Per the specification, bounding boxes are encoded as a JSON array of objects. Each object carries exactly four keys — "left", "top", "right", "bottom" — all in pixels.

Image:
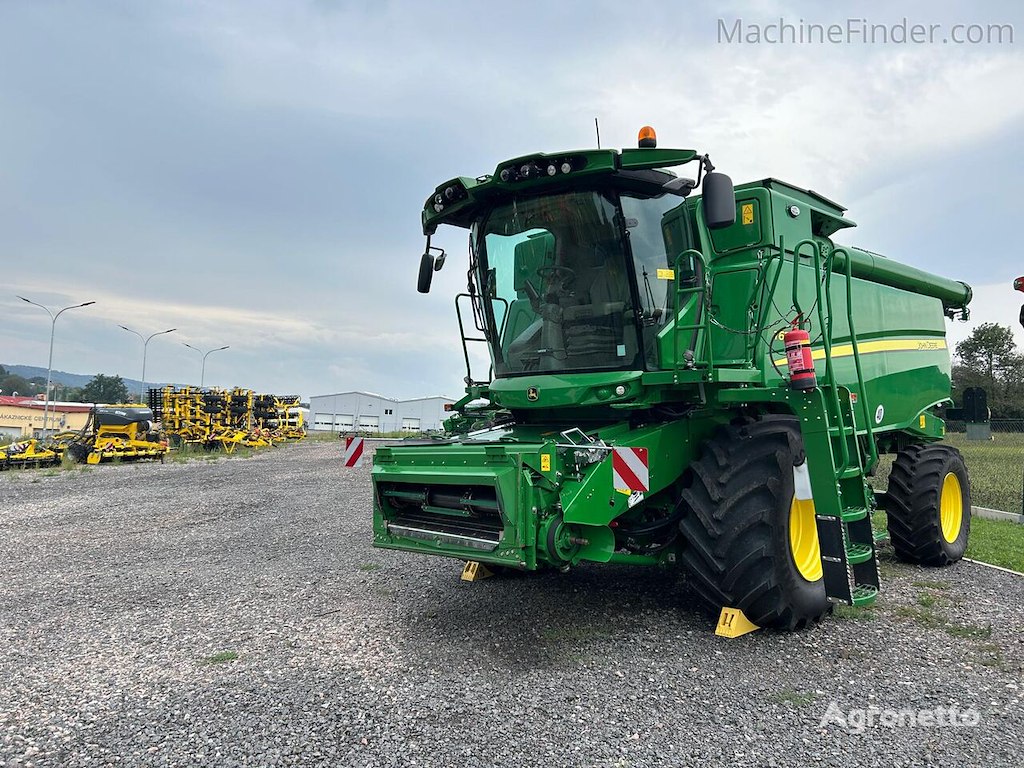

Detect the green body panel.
[{"left": 375, "top": 142, "right": 971, "bottom": 603}]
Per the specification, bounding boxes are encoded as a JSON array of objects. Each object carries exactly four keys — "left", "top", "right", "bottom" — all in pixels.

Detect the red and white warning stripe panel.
[
  {"left": 343, "top": 436, "right": 365, "bottom": 467},
  {"left": 612, "top": 446, "right": 649, "bottom": 492}
]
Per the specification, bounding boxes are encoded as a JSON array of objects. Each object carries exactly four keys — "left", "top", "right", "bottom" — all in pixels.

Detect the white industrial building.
[{"left": 308, "top": 391, "right": 455, "bottom": 434}]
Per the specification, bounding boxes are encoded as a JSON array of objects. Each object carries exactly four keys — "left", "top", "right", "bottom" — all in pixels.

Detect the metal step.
[
  {"left": 840, "top": 505, "right": 869, "bottom": 522},
  {"left": 845, "top": 542, "right": 874, "bottom": 564},
  {"left": 850, "top": 584, "right": 878, "bottom": 607}
]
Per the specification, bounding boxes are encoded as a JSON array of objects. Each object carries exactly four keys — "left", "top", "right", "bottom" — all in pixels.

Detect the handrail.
[
  {"left": 672, "top": 248, "right": 713, "bottom": 378},
  {"left": 753, "top": 238, "right": 786, "bottom": 364},
  {"left": 792, "top": 237, "right": 851, "bottom": 473},
  {"left": 455, "top": 294, "right": 508, "bottom": 387},
  {"left": 834, "top": 246, "right": 879, "bottom": 471},
  {"left": 740, "top": 245, "right": 782, "bottom": 362}
]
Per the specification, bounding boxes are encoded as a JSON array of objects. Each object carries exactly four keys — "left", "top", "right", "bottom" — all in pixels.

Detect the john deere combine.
[{"left": 371, "top": 128, "right": 972, "bottom": 630}]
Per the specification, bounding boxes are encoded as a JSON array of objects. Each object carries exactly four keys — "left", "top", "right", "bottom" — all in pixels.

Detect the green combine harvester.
[{"left": 371, "top": 127, "right": 973, "bottom": 631}]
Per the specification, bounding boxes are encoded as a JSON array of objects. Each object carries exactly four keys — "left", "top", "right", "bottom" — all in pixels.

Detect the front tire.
[
  {"left": 885, "top": 444, "right": 970, "bottom": 566},
  {"left": 679, "top": 416, "right": 830, "bottom": 631}
]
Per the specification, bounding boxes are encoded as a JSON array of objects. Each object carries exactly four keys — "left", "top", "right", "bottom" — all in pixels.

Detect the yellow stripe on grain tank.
[{"left": 773, "top": 338, "right": 947, "bottom": 367}]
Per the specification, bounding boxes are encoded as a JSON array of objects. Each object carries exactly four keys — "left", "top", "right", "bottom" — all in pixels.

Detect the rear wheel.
[
  {"left": 679, "top": 416, "right": 830, "bottom": 630},
  {"left": 66, "top": 443, "right": 89, "bottom": 464},
  {"left": 885, "top": 444, "right": 970, "bottom": 566}
]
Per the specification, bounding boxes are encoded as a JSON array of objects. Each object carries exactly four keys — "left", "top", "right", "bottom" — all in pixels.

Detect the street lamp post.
[
  {"left": 17, "top": 296, "right": 96, "bottom": 437},
  {"left": 183, "top": 344, "right": 230, "bottom": 387},
  {"left": 119, "top": 326, "right": 176, "bottom": 403}
]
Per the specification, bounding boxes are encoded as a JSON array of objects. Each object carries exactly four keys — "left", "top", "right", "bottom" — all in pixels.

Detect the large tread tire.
[
  {"left": 678, "top": 415, "right": 830, "bottom": 631},
  {"left": 885, "top": 444, "right": 970, "bottom": 566}
]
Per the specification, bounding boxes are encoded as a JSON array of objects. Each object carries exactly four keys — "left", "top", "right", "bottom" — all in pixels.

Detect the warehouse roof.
[
  {"left": 0, "top": 396, "right": 94, "bottom": 413},
  {"left": 311, "top": 391, "right": 455, "bottom": 403}
]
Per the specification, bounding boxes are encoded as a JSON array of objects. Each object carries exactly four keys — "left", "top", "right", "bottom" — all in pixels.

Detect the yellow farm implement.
[{"left": 149, "top": 387, "right": 305, "bottom": 452}]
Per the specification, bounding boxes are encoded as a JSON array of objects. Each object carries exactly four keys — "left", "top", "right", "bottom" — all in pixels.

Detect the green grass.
[
  {"left": 201, "top": 650, "right": 239, "bottom": 664},
  {"left": 911, "top": 578, "right": 950, "bottom": 590},
  {"left": 895, "top": 604, "right": 947, "bottom": 629},
  {"left": 169, "top": 443, "right": 260, "bottom": 464},
  {"left": 871, "top": 432, "right": 1024, "bottom": 515},
  {"left": 833, "top": 604, "right": 876, "bottom": 621},
  {"left": 945, "top": 623, "right": 993, "bottom": 639},
  {"left": 895, "top": 599, "right": 994, "bottom": 640},
  {"left": 306, "top": 430, "right": 426, "bottom": 442},
  {"left": 357, "top": 563, "right": 381, "bottom": 572},
  {"left": 870, "top": 509, "right": 887, "bottom": 533},
  {"left": 876, "top": 557, "right": 901, "bottom": 579},
  {"left": 965, "top": 516, "right": 1024, "bottom": 572},
  {"left": 772, "top": 688, "right": 818, "bottom": 707}
]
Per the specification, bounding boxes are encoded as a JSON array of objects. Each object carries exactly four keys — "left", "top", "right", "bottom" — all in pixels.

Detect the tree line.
[
  {"left": 0, "top": 366, "right": 130, "bottom": 404},
  {"left": 950, "top": 323, "right": 1024, "bottom": 419}
]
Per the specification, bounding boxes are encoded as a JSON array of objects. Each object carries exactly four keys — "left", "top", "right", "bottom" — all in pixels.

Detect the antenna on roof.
[{"left": 594, "top": 117, "right": 601, "bottom": 149}]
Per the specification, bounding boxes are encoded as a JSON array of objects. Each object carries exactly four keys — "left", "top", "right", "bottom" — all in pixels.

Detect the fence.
[{"left": 872, "top": 420, "right": 1024, "bottom": 515}]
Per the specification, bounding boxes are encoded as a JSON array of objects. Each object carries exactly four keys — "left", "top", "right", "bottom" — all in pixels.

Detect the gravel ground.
[{"left": 1, "top": 440, "right": 1022, "bottom": 767}]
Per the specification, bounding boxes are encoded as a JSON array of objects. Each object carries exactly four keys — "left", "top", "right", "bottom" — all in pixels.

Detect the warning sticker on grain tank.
[{"left": 742, "top": 203, "right": 754, "bottom": 225}]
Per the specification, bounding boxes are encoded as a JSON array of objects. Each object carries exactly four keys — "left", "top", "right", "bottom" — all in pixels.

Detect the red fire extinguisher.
[{"left": 784, "top": 325, "right": 817, "bottom": 391}]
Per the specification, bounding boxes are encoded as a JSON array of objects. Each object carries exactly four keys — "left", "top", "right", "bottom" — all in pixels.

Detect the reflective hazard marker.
[
  {"left": 612, "top": 447, "right": 649, "bottom": 492},
  {"left": 343, "top": 436, "right": 365, "bottom": 467}
]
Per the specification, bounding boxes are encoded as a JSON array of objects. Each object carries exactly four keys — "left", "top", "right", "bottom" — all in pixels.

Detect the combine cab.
[{"left": 372, "top": 127, "right": 973, "bottom": 631}]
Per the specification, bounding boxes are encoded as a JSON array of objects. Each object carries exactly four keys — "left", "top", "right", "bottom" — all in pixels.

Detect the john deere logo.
[{"left": 527, "top": 387, "right": 539, "bottom": 402}]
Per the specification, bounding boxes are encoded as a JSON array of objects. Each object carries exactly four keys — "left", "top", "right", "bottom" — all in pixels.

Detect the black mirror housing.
[
  {"left": 417, "top": 252, "right": 435, "bottom": 293},
  {"left": 703, "top": 172, "right": 736, "bottom": 229}
]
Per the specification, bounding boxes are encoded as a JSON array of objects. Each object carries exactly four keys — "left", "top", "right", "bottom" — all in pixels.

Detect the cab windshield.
[{"left": 476, "top": 186, "right": 689, "bottom": 376}]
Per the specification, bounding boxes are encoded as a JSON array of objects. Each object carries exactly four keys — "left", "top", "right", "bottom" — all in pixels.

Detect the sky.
[{"left": 1, "top": 0, "right": 1022, "bottom": 400}]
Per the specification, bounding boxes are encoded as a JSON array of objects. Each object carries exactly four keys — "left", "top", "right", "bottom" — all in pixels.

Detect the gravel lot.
[{"left": 2, "top": 439, "right": 1022, "bottom": 767}]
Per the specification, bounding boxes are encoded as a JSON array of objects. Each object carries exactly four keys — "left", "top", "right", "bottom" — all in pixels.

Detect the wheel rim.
[
  {"left": 940, "top": 472, "right": 964, "bottom": 543},
  {"left": 789, "top": 496, "right": 823, "bottom": 582}
]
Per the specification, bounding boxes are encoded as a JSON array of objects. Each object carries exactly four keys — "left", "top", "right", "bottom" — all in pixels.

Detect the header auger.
[{"left": 372, "top": 127, "right": 972, "bottom": 632}]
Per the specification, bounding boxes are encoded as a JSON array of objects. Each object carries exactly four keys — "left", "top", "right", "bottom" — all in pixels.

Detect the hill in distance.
[{"left": 1, "top": 363, "right": 167, "bottom": 395}]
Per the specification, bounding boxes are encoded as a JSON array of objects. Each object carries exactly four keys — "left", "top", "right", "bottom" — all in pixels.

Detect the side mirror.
[
  {"left": 702, "top": 172, "right": 736, "bottom": 229},
  {"left": 417, "top": 252, "right": 435, "bottom": 293}
]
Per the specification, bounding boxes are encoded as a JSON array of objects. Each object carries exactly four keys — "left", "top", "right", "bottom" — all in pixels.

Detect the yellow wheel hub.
[
  {"left": 789, "top": 496, "right": 823, "bottom": 582},
  {"left": 940, "top": 472, "right": 964, "bottom": 544}
]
